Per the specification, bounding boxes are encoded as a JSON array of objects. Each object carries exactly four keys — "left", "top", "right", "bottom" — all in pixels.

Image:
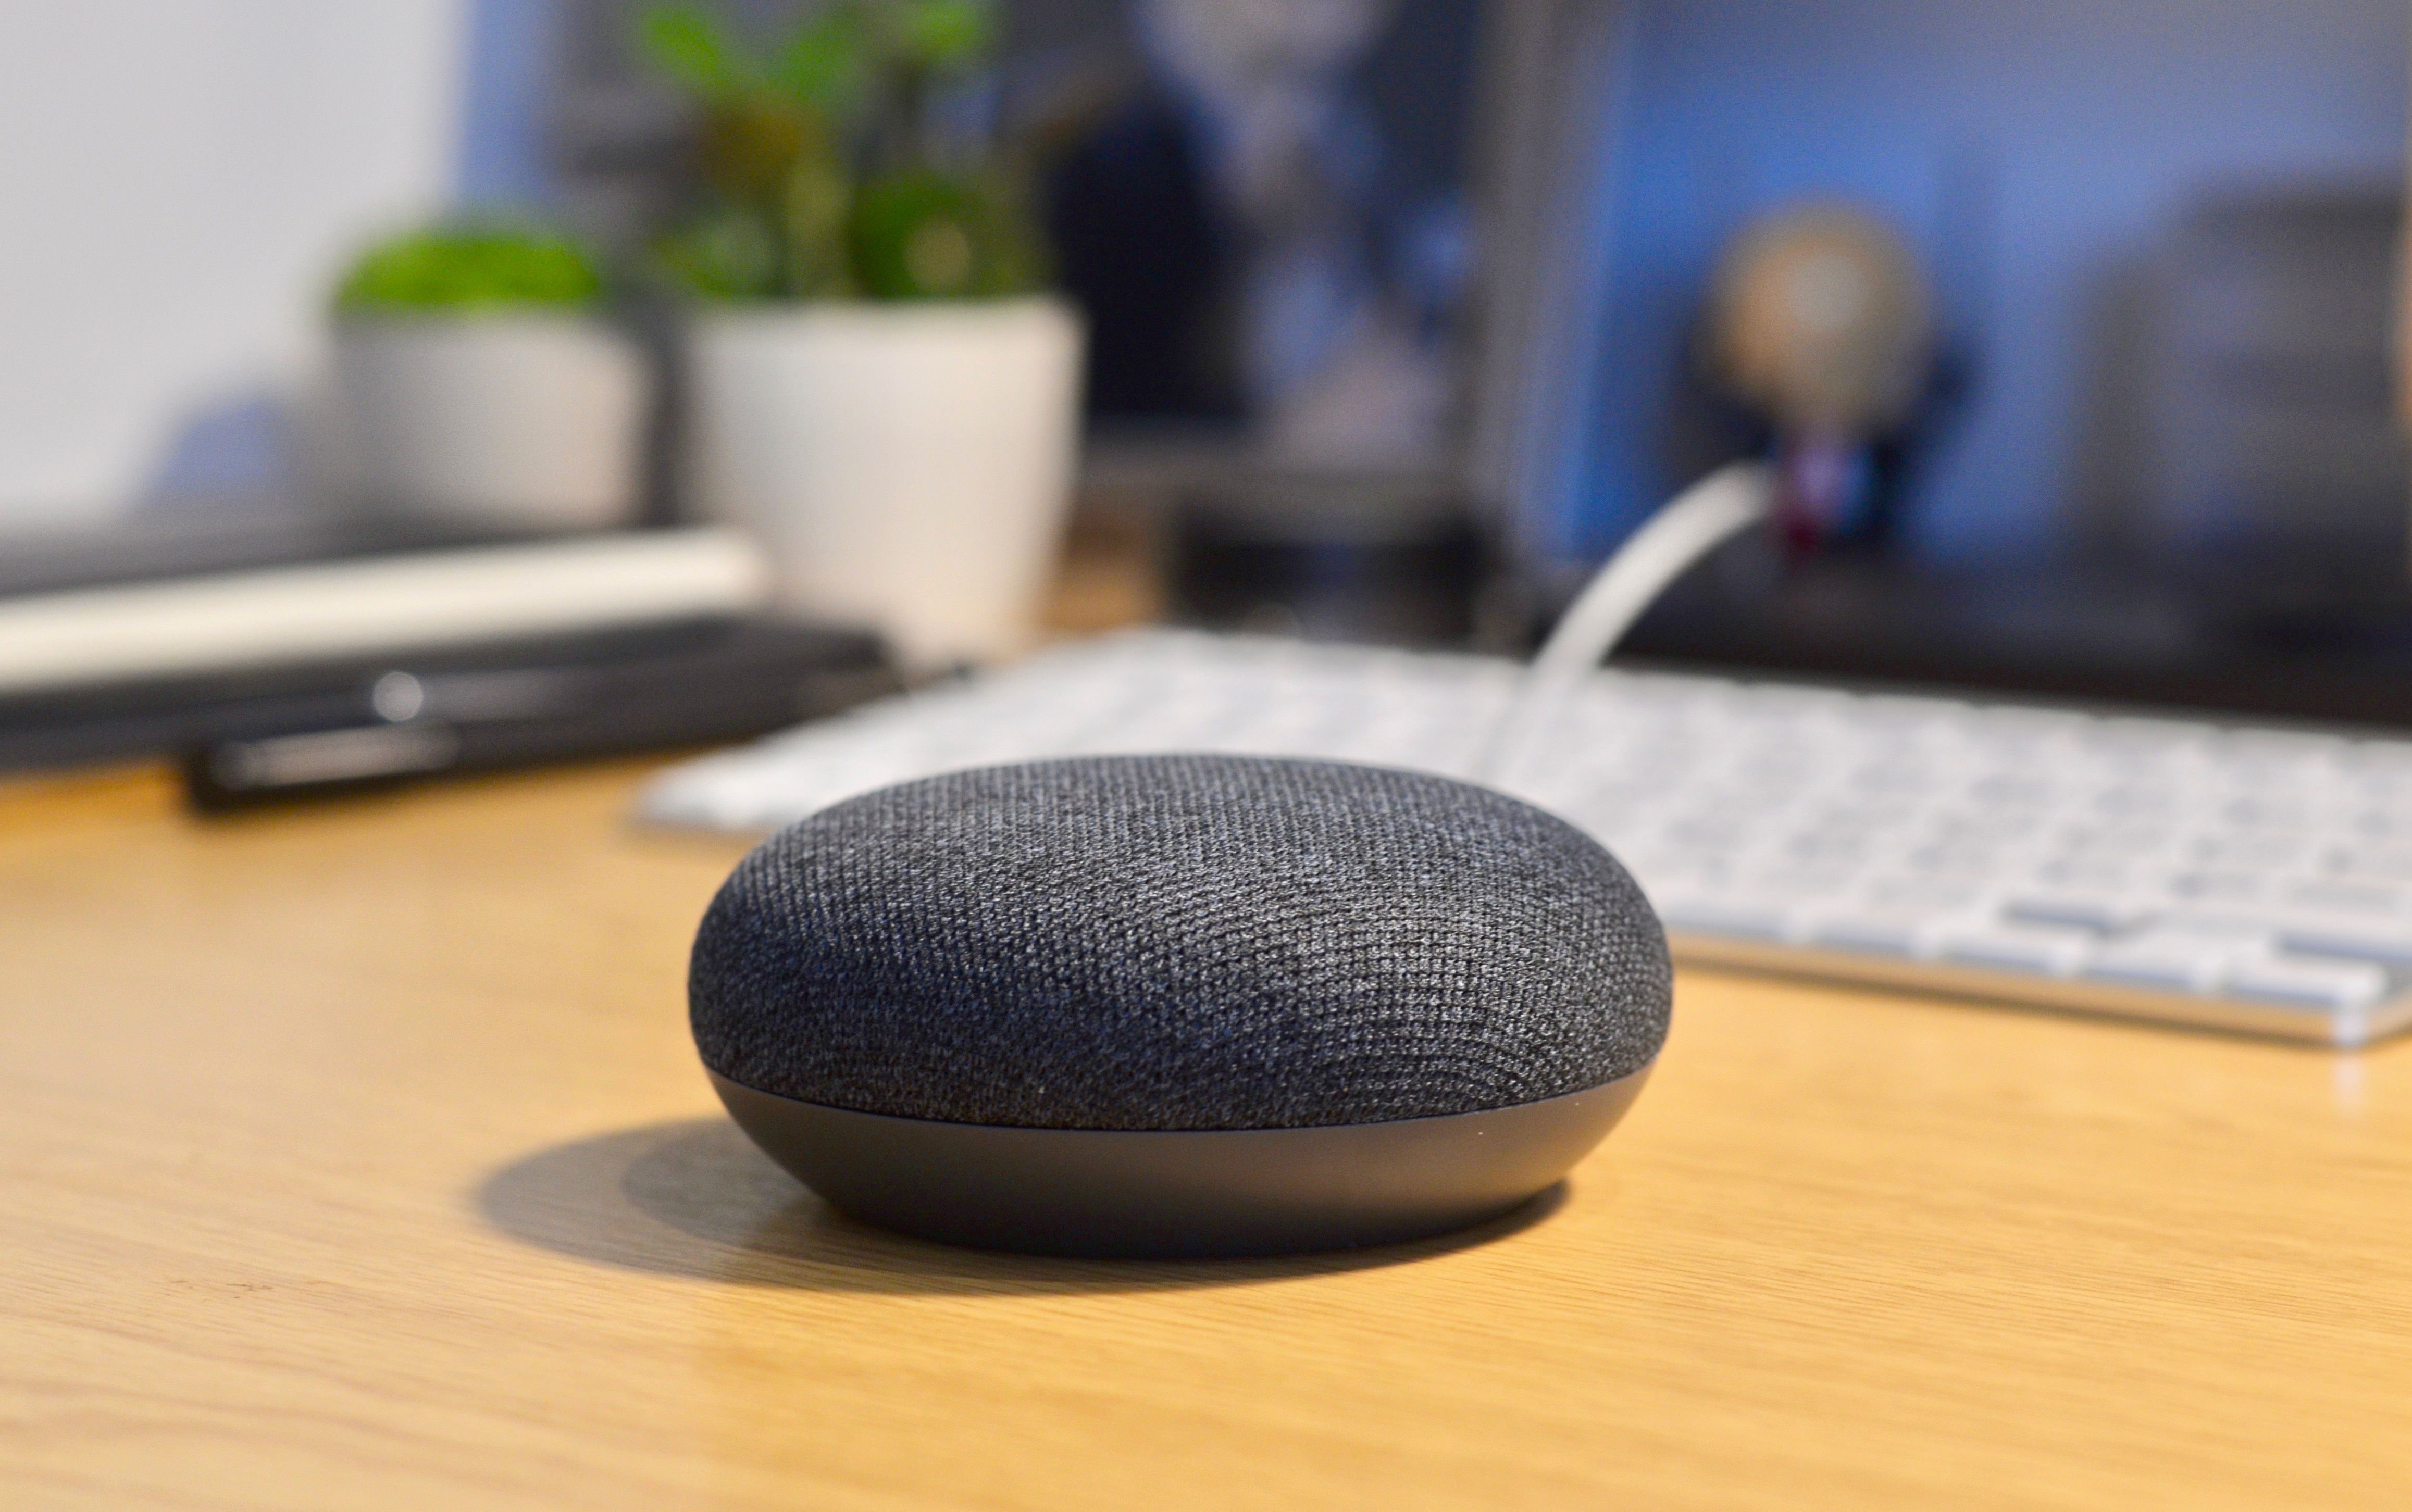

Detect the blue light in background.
[
  {"left": 1565, "top": 0, "right": 2405, "bottom": 566},
  {"left": 454, "top": 0, "right": 561, "bottom": 211}
]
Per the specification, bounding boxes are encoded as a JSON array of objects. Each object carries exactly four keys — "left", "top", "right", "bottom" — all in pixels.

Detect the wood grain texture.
[{"left": 4, "top": 759, "right": 2411, "bottom": 1510}]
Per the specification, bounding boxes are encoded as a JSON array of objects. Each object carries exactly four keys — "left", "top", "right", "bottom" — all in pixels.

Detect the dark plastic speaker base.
[{"left": 708, "top": 1066, "right": 1653, "bottom": 1258}]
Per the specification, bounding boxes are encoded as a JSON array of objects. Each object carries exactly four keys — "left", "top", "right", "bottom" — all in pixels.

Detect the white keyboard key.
[
  {"left": 2341, "top": 810, "right": 2412, "bottom": 841},
  {"left": 1969, "top": 773, "right": 2063, "bottom": 807},
  {"left": 1858, "top": 877, "right": 1991, "bottom": 912},
  {"left": 1808, "top": 908, "right": 1976, "bottom": 960},
  {"left": 1938, "top": 923, "right": 2093, "bottom": 977},
  {"left": 2084, "top": 931, "right": 2254, "bottom": 994},
  {"left": 2162, "top": 870, "right": 2274, "bottom": 906},
  {"left": 1900, "top": 844, "right": 2014, "bottom": 880},
  {"left": 2220, "top": 796, "right": 2314, "bottom": 830},
  {"left": 2221, "top": 957, "right": 2387, "bottom": 1013},
  {"left": 2285, "top": 878, "right": 2406, "bottom": 916},
  {"left": 2087, "top": 786, "right": 2183, "bottom": 819},
  {"left": 2191, "top": 833, "right": 2308, "bottom": 868},
  {"left": 2056, "top": 822, "right": 2180, "bottom": 857},
  {"left": 1655, "top": 893, "right": 1810, "bottom": 943},
  {"left": 2273, "top": 919, "right": 2412, "bottom": 968},
  {"left": 2322, "top": 849, "right": 2412, "bottom": 885},
  {"left": 2031, "top": 857, "right": 2130, "bottom": 894},
  {"left": 2004, "top": 893, "right": 2153, "bottom": 931}
]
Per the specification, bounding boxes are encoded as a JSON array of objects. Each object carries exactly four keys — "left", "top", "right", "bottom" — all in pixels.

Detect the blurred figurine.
[{"left": 1707, "top": 206, "right": 1937, "bottom": 553}]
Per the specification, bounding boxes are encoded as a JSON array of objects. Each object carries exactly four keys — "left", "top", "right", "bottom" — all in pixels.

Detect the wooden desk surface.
[{"left": 5, "top": 759, "right": 2411, "bottom": 1511}]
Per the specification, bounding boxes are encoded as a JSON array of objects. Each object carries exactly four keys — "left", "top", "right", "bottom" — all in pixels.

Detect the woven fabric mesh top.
[{"left": 690, "top": 755, "right": 1671, "bottom": 1131}]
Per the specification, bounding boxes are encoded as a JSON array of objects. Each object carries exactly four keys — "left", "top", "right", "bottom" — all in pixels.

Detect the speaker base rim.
[{"left": 707, "top": 1066, "right": 1653, "bottom": 1259}]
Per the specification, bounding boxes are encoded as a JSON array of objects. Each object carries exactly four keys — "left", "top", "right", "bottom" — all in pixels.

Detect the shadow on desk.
[{"left": 476, "top": 1118, "right": 1564, "bottom": 1296}]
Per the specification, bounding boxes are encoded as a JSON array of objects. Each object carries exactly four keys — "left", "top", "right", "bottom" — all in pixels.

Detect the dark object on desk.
[
  {"left": 1168, "top": 474, "right": 1485, "bottom": 647},
  {"left": 1619, "top": 535, "right": 2412, "bottom": 731},
  {"left": 0, "top": 510, "right": 847, "bottom": 797},
  {"left": 169, "top": 619, "right": 897, "bottom": 812},
  {"left": 688, "top": 754, "right": 1666, "bottom": 1257}
]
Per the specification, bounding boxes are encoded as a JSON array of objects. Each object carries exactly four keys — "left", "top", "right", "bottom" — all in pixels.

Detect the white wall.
[{"left": 0, "top": 2, "right": 466, "bottom": 527}]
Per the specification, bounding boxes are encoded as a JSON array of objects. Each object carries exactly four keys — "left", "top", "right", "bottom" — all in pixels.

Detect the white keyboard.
[{"left": 642, "top": 630, "right": 2412, "bottom": 1047}]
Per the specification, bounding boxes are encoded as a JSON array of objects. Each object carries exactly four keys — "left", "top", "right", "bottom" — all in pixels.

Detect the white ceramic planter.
[
  {"left": 331, "top": 313, "right": 647, "bottom": 531},
  {"left": 684, "top": 297, "right": 1085, "bottom": 667}
]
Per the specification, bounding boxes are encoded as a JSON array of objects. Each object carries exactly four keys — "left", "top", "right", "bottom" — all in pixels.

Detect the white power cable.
[{"left": 1476, "top": 462, "right": 1774, "bottom": 784}]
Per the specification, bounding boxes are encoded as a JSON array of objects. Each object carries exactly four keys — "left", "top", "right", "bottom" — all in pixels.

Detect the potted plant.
[
  {"left": 329, "top": 223, "right": 647, "bottom": 531},
  {"left": 641, "top": 2, "right": 1083, "bottom": 667}
]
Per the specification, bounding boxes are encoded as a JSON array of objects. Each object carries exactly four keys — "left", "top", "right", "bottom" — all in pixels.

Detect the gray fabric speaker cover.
[{"left": 689, "top": 755, "right": 1670, "bottom": 1132}]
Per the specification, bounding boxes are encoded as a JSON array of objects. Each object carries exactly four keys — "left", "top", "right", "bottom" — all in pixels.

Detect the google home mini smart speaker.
[{"left": 689, "top": 755, "right": 1670, "bottom": 1257}]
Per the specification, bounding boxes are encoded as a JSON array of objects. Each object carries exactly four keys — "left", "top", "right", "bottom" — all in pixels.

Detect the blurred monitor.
[
  {"left": 1479, "top": 0, "right": 2412, "bottom": 728},
  {"left": 953, "top": 0, "right": 2412, "bottom": 730},
  {"left": 1553, "top": 0, "right": 2407, "bottom": 563}
]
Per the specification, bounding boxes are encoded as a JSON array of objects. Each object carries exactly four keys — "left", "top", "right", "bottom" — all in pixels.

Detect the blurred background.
[{"left": 4, "top": 0, "right": 2410, "bottom": 797}]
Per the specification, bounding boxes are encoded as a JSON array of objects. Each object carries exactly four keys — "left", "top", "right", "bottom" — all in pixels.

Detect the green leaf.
[
  {"left": 782, "top": 158, "right": 858, "bottom": 298},
  {"left": 652, "top": 207, "right": 780, "bottom": 301},
  {"left": 849, "top": 168, "right": 1042, "bottom": 300},
  {"left": 334, "top": 224, "right": 606, "bottom": 313},
  {"left": 895, "top": 0, "right": 992, "bottom": 71},
  {"left": 697, "top": 98, "right": 812, "bottom": 206},
  {"left": 638, "top": 6, "right": 751, "bottom": 99},
  {"left": 769, "top": 8, "right": 867, "bottom": 108}
]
